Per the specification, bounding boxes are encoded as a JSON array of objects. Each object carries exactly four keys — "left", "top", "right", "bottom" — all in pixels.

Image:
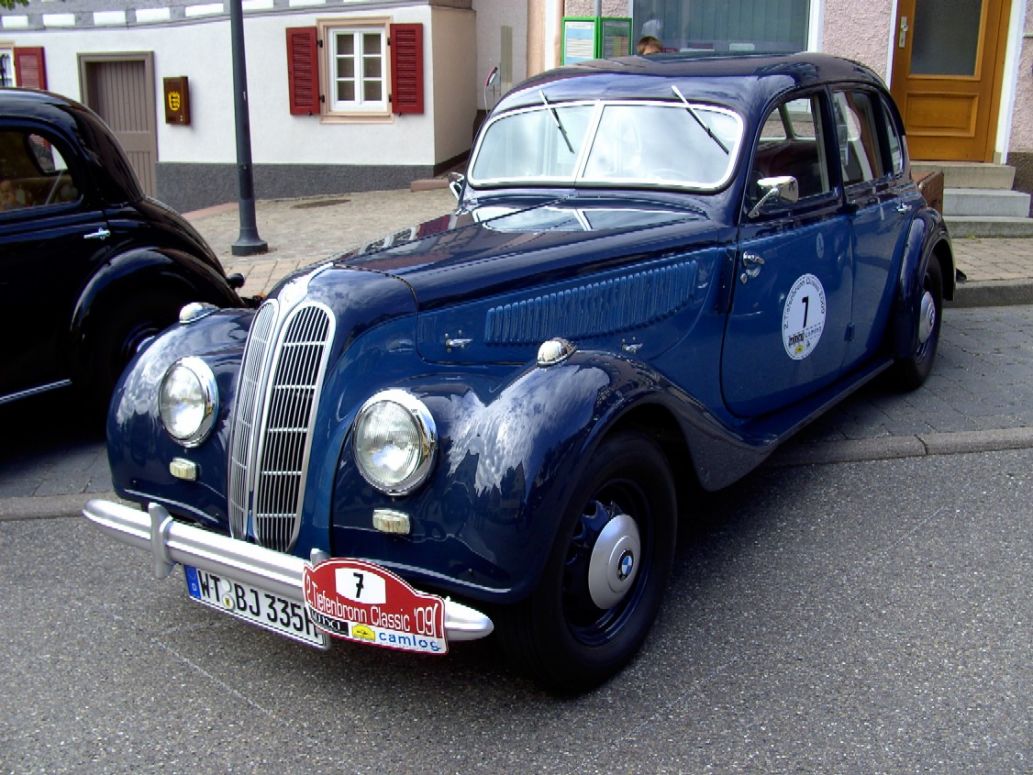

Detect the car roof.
[{"left": 495, "top": 52, "right": 887, "bottom": 117}]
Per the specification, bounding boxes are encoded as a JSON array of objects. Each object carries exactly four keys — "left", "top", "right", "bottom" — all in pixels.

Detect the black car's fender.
[{"left": 69, "top": 245, "right": 242, "bottom": 374}]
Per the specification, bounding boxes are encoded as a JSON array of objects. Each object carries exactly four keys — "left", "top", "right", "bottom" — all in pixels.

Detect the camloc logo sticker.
[
  {"left": 303, "top": 559, "right": 448, "bottom": 655},
  {"left": 782, "top": 273, "right": 827, "bottom": 360}
]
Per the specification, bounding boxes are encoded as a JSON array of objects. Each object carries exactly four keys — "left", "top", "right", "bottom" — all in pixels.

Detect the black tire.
[
  {"left": 892, "top": 258, "right": 943, "bottom": 390},
  {"left": 82, "top": 288, "right": 188, "bottom": 415},
  {"left": 497, "top": 431, "right": 677, "bottom": 693}
]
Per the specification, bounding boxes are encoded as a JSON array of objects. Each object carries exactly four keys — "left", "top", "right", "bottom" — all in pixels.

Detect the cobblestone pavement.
[{"left": 186, "top": 188, "right": 456, "bottom": 298}]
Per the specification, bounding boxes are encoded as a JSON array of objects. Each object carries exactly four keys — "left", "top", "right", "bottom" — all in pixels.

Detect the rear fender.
[{"left": 889, "top": 207, "right": 954, "bottom": 360}]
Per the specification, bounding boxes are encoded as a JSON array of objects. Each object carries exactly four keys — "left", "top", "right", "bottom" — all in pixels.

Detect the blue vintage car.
[{"left": 85, "top": 53, "right": 954, "bottom": 691}]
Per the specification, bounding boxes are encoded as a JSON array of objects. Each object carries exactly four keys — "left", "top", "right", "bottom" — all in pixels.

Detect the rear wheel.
[
  {"left": 892, "top": 258, "right": 943, "bottom": 390},
  {"left": 498, "top": 431, "right": 677, "bottom": 693}
]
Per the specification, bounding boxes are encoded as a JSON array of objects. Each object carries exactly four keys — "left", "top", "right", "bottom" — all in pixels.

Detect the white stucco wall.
[
  {"left": 2, "top": 4, "right": 476, "bottom": 167},
  {"left": 472, "top": 0, "right": 528, "bottom": 109},
  {"left": 821, "top": 0, "right": 894, "bottom": 80},
  {"left": 432, "top": 5, "right": 478, "bottom": 157},
  {"left": 1007, "top": 0, "right": 1033, "bottom": 153}
]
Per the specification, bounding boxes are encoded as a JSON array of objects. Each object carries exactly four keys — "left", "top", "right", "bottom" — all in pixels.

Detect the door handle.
[
  {"left": 898, "top": 16, "right": 909, "bottom": 48},
  {"left": 84, "top": 228, "right": 110, "bottom": 241},
  {"left": 740, "top": 252, "right": 765, "bottom": 284}
]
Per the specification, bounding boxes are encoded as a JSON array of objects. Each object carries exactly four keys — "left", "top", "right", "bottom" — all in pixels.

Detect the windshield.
[{"left": 469, "top": 99, "right": 744, "bottom": 191}]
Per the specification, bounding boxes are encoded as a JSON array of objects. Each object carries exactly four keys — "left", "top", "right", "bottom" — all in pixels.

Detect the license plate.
[
  {"left": 303, "top": 559, "right": 447, "bottom": 655},
  {"left": 184, "top": 566, "right": 328, "bottom": 649}
]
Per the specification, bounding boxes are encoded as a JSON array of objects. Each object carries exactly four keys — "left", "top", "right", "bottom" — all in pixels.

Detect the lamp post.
[{"left": 229, "top": 0, "right": 267, "bottom": 256}]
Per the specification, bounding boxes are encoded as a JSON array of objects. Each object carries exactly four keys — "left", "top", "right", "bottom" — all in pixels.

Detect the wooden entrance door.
[
  {"left": 889, "top": 0, "right": 1011, "bottom": 161},
  {"left": 78, "top": 53, "right": 157, "bottom": 195}
]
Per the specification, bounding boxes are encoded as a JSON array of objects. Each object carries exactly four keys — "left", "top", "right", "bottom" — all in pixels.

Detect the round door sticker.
[{"left": 782, "top": 274, "right": 827, "bottom": 360}]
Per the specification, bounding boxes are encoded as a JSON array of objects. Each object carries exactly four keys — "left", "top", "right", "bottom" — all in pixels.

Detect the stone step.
[
  {"left": 912, "top": 161, "right": 1015, "bottom": 190},
  {"left": 945, "top": 188, "right": 1032, "bottom": 218},
  {"left": 944, "top": 216, "right": 1033, "bottom": 238}
]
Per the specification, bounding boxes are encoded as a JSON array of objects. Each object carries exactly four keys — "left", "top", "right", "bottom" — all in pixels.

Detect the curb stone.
[{"left": 772, "top": 426, "right": 1033, "bottom": 468}]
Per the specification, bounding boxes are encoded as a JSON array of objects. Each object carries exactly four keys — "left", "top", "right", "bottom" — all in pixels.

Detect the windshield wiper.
[
  {"left": 539, "top": 90, "right": 576, "bottom": 155},
  {"left": 672, "top": 85, "right": 729, "bottom": 155}
]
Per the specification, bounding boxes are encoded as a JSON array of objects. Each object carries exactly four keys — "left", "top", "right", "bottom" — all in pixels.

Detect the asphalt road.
[
  {"left": 1, "top": 448, "right": 1030, "bottom": 773},
  {"left": 1, "top": 306, "right": 1032, "bottom": 773}
]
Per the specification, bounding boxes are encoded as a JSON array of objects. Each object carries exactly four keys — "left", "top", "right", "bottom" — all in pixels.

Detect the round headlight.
[
  {"left": 159, "top": 357, "right": 218, "bottom": 447},
  {"left": 353, "top": 389, "right": 437, "bottom": 496}
]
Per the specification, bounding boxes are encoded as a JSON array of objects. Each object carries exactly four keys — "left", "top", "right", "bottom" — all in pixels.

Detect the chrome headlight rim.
[
  {"left": 353, "top": 388, "right": 437, "bottom": 497},
  {"left": 159, "top": 356, "right": 219, "bottom": 448}
]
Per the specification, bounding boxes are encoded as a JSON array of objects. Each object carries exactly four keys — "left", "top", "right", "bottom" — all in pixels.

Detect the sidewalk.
[{"left": 185, "top": 189, "right": 1033, "bottom": 306}]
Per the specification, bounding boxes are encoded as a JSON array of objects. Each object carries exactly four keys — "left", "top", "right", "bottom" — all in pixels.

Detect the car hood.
[{"left": 333, "top": 196, "right": 732, "bottom": 309}]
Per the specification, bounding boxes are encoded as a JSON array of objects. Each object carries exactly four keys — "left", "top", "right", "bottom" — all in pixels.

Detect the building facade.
[{"left": 2, "top": 0, "right": 1030, "bottom": 210}]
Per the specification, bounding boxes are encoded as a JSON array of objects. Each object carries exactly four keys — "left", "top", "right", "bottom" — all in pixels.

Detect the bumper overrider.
[{"left": 82, "top": 499, "right": 494, "bottom": 646}]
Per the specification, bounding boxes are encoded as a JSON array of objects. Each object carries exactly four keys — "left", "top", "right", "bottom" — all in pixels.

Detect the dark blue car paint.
[{"left": 104, "top": 53, "right": 954, "bottom": 608}]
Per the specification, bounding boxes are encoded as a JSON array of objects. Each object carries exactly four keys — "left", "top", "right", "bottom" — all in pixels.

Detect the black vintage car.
[{"left": 0, "top": 88, "right": 245, "bottom": 409}]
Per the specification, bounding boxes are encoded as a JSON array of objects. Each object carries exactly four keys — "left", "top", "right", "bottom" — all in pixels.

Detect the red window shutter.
[
  {"left": 390, "top": 23, "right": 424, "bottom": 115},
  {"left": 286, "top": 27, "right": 320, "bottom": 116},
  {"left": 14, "top": 47, "right": 47, "bottom": 90}
]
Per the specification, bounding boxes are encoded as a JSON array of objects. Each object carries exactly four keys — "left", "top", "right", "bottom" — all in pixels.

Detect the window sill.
[{"left": 320, "top": 113, "right": 394, "bottom": 125}]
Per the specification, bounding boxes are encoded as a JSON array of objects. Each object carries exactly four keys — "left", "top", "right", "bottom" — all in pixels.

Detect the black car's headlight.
[
  {"left": 159, "top": 357, "right": 218, "bottom": 447},
  {"left": 353, "top": 389, "right": 437, "bottom": 496}
]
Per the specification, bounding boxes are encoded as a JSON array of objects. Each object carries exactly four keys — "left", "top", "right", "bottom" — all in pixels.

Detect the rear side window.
[
  {"left": 832, "top": 90, "right": 886, "bottom": 186},
  {"left": 881, "top": 97, "right": 905, "bottom": 176},
  {"left": 0, "top": 130, "right": 80, "bottom": 213}
]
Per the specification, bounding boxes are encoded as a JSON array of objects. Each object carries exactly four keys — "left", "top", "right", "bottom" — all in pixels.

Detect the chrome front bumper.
[{"left": 82, "top": 499, "right": 494, "bottom": 642}]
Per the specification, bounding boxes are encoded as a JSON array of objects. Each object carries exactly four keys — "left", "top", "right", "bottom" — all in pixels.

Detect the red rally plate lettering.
[{"left": 303, "top": 559, "right": 447, "bottom": 655}]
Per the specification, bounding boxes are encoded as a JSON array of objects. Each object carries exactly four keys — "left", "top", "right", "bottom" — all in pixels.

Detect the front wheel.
[
  {"left": 498, "top": 431, "right": 677, "bottom": 692},
  {"left": 892, "top": 258, "right": 943, "bottom": 390}
]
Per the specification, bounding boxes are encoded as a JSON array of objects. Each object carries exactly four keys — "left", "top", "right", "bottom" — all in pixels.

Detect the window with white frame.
[
  {"left": 286, "top": 21, "right": 423, "bottom": 118},
  {"left": 329, "top": 27, "right": 387, "bottom": 113},
  {"left": 0, "top": 49, "right": 15, "bottom": 88}
]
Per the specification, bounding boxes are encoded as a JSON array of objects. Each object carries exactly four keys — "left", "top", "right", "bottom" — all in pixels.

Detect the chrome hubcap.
[
  {"left": 587, "top": 510, "right": 641, "bottom": 609},
  {"left": 918, "top": 289, "right": 936, "bottom": 345}
]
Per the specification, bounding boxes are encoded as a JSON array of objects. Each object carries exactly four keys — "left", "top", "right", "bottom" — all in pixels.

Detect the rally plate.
[
  {"left": 304, "top": 559, "right": 447, "bottom": 655},
  {"left": 184, "top": 565, "right": 328, "bottom": 649}
]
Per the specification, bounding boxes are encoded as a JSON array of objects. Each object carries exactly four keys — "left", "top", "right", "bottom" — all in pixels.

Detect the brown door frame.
[
  {"left": 77, "top": 52, "right": 157, "bottom": 194},
  {"left": 889, "top": 0, "right": 1012, "bottom": 162}
]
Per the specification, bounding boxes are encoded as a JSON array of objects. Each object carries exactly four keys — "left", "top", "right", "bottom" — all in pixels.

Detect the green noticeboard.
[{"left": 561, "top": 17, "right": 633, "bottom": 65}]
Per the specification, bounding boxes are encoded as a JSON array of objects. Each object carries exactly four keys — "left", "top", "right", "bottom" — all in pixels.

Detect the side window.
[
  {"left": 749, "top": 95, "right": 830, "bottom": 206},
  {"left": 880, "top": 97, "right": 905, "bottom": 176},
  {"left": 0, "top": 130, "right": 80, "bottom": 213},
  {"left": 832, "top": 90, "right": 886, "bottom": 186}
]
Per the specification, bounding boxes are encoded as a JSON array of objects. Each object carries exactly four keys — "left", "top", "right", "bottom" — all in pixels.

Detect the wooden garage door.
[{"left": 79, "top": 54, "right": 157, "bottom": 196}]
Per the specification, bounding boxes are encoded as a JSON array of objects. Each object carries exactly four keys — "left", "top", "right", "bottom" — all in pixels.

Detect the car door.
[
  {"left": 0, "top": 123, "right": 110, "bottom": 400},
  {"left": 830, "top": 89, "right": 919, "bottom": 368},
  {"left": 721, "top": 92, "right": 853, "bottom": 419}
]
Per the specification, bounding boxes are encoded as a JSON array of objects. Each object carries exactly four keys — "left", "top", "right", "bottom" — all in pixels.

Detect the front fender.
[
  {"left": 889, "top": 206, "right": 954, "bottom": 360},
  {"left": 107, "top": 308, "right": 254, "bottom": 527},
  {"left": 330, "top": 351, "right": 683, "bottom": 605}
]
